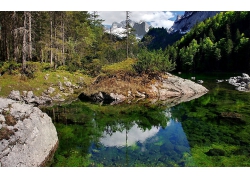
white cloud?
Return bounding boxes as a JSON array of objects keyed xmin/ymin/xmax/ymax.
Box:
[{"xmin": 98, "ymin": 11, "xmax": 175, "ymax": 29}]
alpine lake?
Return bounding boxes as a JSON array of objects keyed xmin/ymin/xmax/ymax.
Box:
[{"xmin": 42, "ymin": 72, "xmax": 250, "ymax": 167}]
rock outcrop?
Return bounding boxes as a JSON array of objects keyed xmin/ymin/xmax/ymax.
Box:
[
  {"xmin": 168, "ymin": 11, "xmax": 220, "ymax": 34},
  {"xmin": 0, "ymin": 98, "xmax": 58, "ymax": 167},
  {"xmin": 78, "ymin": 73, "xmax": 208, "ymax": 104},
  {"xmin": 228, "ymin": 73, "xmax": 250, "ymax": 92},
  {"xmin": 106, "ymin": 20, "xmax": 150, "ymax": 39},
  {"xmin": 148, "ymin": 73, "xmax": 208, "ymax": 100},
  {"xmin": 8, "ymin": 90, "xmax": 52, "ymax": 106}
]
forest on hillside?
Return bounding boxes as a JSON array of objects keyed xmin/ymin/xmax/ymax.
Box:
[
  {"xmin": 0, "ymin": 11, "xmax": 142, "ymax": 77},
  {"xmin": 1, "ymin": 11, "xmax": 250, "ymax": 78},
  {"xmin": 168, "ymin": 11, "xmax": 250, "ymax": 73}
]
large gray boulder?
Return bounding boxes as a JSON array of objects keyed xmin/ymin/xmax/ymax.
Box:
[
  {"xmin": 148, "ymin": 73, "xmax": 209, "ymax": 100},
  {"xmin": 0, "ymin": 98, "xmax": 58, "ymax": 167}
]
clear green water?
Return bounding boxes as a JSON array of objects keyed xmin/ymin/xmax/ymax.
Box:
[{"xmin": 43, "ymin": 73, "xmax": 250, "ymax": 167}]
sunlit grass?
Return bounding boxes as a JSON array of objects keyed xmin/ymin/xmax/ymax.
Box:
[
  {"xmin": 101, "ymin": 58, "xmax": 136, "ymax": 75},
  {"xmin": 0, "ymin": 70, "xmax": 93, "ymax": 100}
]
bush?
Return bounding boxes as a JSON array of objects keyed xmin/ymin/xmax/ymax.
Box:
[
  {"xmin": 133, "ymin": 49, "xmax": 176, "ymax": 74},
  {"xmin": 24, "ymin": 62, "xmax": 40, "ymax": 78},
  {"xmin": 41, "ymin": 63, "xmax": 51, "ymax": 71},
  {"xmin": 84, "ymin": 59, "xmax": 103, "ymax": 77},
  {"xmin": 57, "ymin": 65, "xmax": 69, "ymax": 71},
  {"xmin": 0, "ymin": 61, "xmax": 21, "ymax": 75},
  {"xmin": 26, "ymin": 62, "xmax": 39, "ymax": 71}
]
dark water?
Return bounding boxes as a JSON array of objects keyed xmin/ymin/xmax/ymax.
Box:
[{"xmin": 42, "ymin": 73, "xmax": 250, "ymax": 167}]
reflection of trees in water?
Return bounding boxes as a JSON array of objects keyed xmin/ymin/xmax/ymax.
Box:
[
  {"xmin": 170, "ymin": 79, "xmax": 250, "ymax": 166},
  {"xmin": 42, "ymin": 101, "xmax": 171, "ymax": 166}
]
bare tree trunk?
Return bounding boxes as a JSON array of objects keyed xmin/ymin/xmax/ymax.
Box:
[
  {"xmin": 5, "ymin": 27, "xmax": 10, "ymax": 61},
  {"xmin": 22, "ymin": 12, "xmax": 27, "ymax": 71},
  {"xmin": 12, "ymin": 12, "xmax": 18, "ymax": 62},
  {"xmin": 126, "ymin": 11, "xmax": 130, "ymax": 59},
  {"xmin": 13, "ymin": 29, "xmax": 18, "ymax": 62},
  {"xmin": 41, "ymin": 49, "xmax": 44, "ymax": 63},
  {"xmin": 54, "ymin": 13, "xmax": 57, "ymax": 70},
  {"xmin": 50, "ymin": 12, "xmax": 53, "ymax": 66},
  {"xmin": 28, "ymin": 12, "xmax": 32, "ymax": 61},
  {"xmin": 62, "ymin": 15, "xmax": 65, "ymax": 66},
  {"xmin": 2, "ymin": 28, "xmax": 7, "ymax": 61},
  {"xmin": 0, "ymin": 12, "xmax": 9, "ymax": 61}
]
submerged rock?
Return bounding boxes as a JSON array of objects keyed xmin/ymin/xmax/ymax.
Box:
[{"xmin": 0, "ymin": 98, "xmax": 58, "ymax": 167}]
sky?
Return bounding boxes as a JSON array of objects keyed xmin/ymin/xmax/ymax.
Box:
[{"xmin": 97, "ymin": 11, "xmax": 185, "ymax": 29}]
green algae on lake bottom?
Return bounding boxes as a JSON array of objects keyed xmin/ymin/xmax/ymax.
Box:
[{"xmin": 42, "ymin": 73, "xmax": 250, "ymax": 167}]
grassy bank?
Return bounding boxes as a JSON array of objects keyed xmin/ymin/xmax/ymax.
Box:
[{"xmin": 0, "ymin": 69, "xmax": 93, "ymax": 101}]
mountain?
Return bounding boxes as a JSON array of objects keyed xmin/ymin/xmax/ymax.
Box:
[
  {"xmin": 169, "ymin": 11, "xmax": 250, "ymax": 73},
  {"xmin": 142, "ymin": 11, "xmax": 222, "ymax": 50},
  {"xmin": 104, "ymin": 20, "xmax": 151, "ymax": 39},
  {"xmin": 168, "ymin": 11, "xmax": 220, "ymax": 34}
]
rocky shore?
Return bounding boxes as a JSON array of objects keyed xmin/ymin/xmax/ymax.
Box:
[
  {"xmin": 0, "ymin": 98, "xmax": 58, "ymax": 167},
  {"xmin": 78, "ymin": 73, "xmax": 209, "ymax": 104}
]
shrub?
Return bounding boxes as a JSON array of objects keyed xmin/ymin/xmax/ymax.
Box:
[
  {"xmin": 0, "ymin": 61, "xmax": 21, "ymax": 75},
  {"xmin": 24, "ymin": 62, "xmax": 40, "ymax": 78},
  {"xmin": 102, "ymin": 58, "xmax": 136, "ymax": 75},
  {"xmin": 133, "ymin": 49, "xmax": 176, "ymax": 74},
  {"xmin": 41, "ymin": 63, "xmax": 51, "ymax": 71},
  {"xmin": 57, "ymin": 65, "xmax": 69, "ymax": 71},
  {"xmin": 84, "ymin": 59, "xmax": 103, "ymax": 77}
]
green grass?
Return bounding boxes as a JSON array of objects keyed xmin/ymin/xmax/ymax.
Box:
[{"xmin": 0, "ymin": 70, "xmax": 93, "ymax": 101}]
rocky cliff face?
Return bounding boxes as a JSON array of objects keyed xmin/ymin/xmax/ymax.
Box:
[
  {"xmin": 168, "ymin": 11, "xmax": 220, "ymax": 34},
  {"xmin": 106, "ymin": 20, "xmax": 150, "ymax": 39},
  {"xmin": 132, "ymin": 21, "xmax": 150, "ymax": 38},
  {"xmin": 0, "ymin": 98, "xmax": 58, "ymax": 167}
]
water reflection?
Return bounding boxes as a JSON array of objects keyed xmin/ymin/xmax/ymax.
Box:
[
  {"xmin": 100, "ymin": 124, "xmax": 160, "ymax": 147},
  {"xmin": 42, "ymin": 74, "xmax": 250, "ymax": 166},
  {"xmin": 43, "ymin": 97, "xmax": 194, "ymax": 166},
  {"xmin": 90, "ymin": 108, "xmax": 192, "ymax": 167}
]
